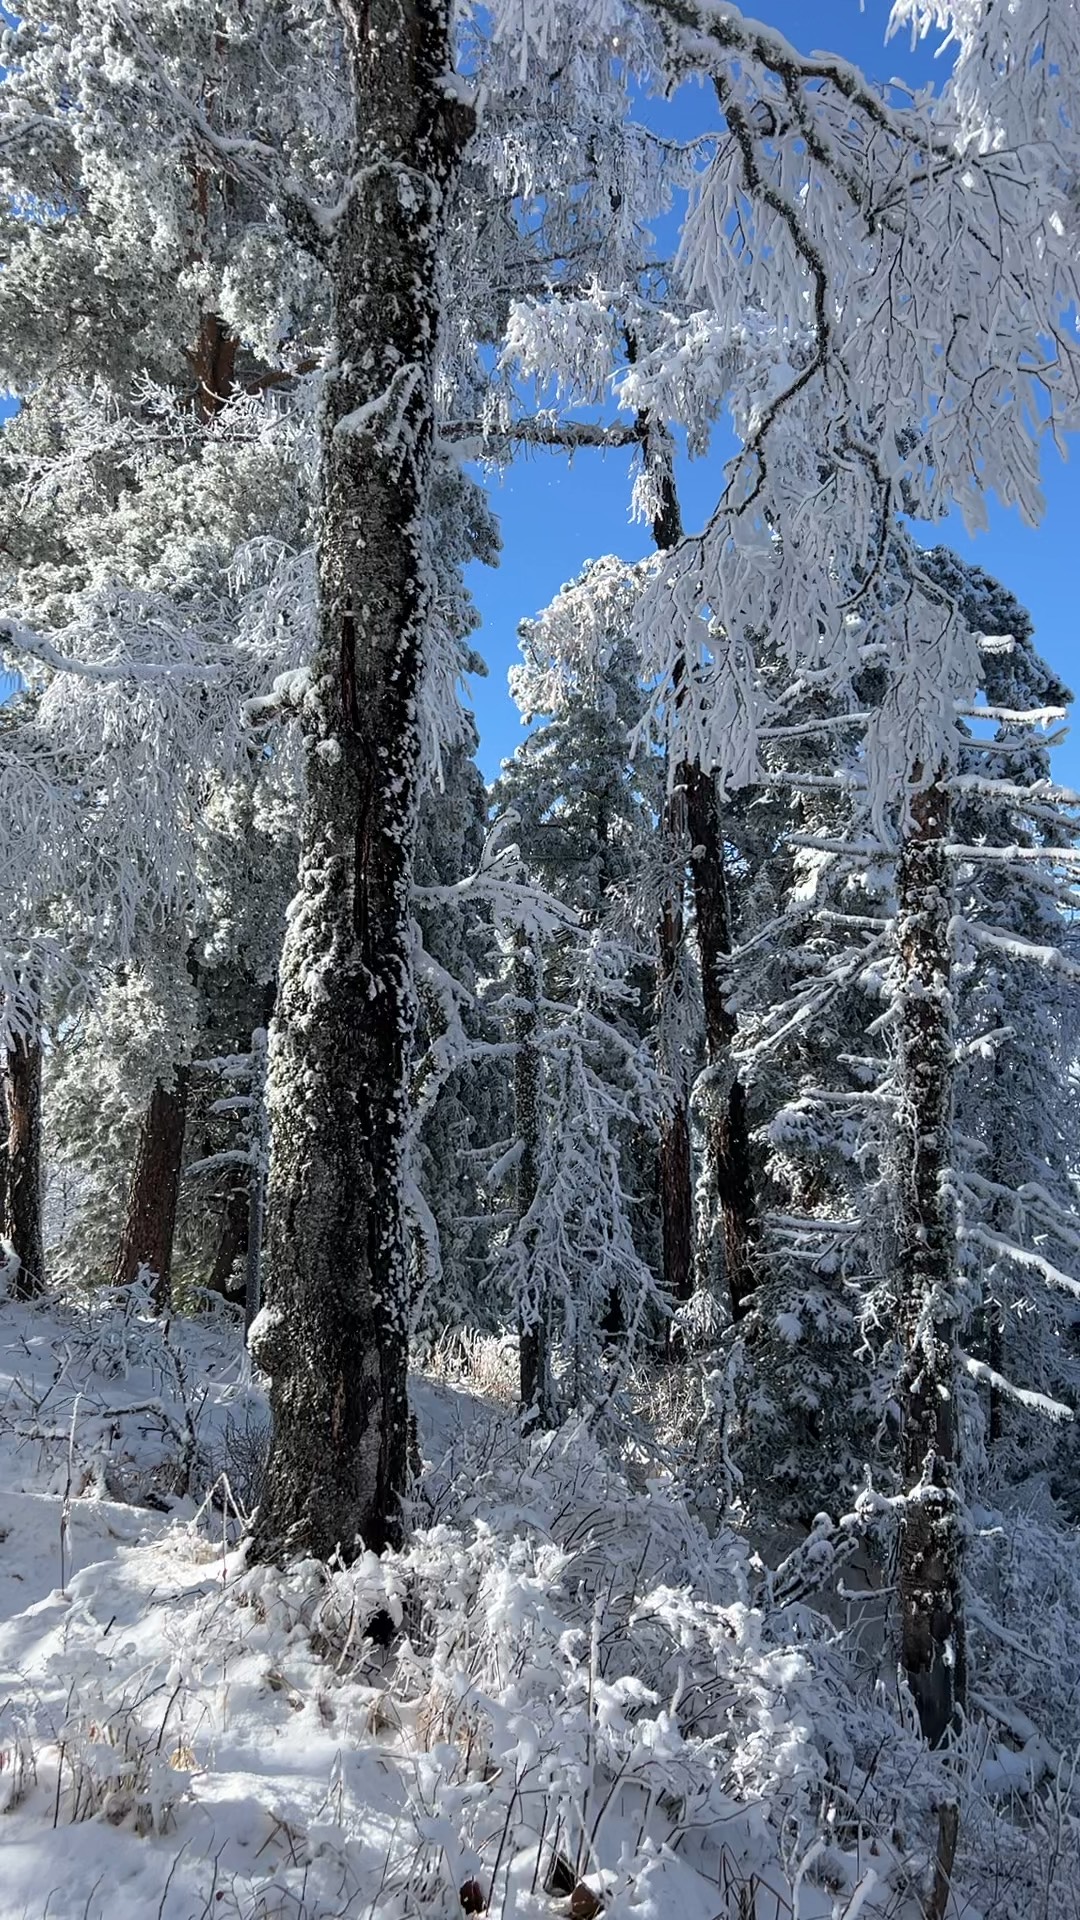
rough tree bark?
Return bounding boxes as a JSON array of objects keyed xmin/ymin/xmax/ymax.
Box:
[
  {"xmin": 112, "ymin": 1070, "xmax": 190, "ymax": 1309},
  {"xmin": 249, "ymin": 0, "xmax": 473, "ymax": 1564},
  {"xmin": 244, "ymin": 1023, "xmax": 270, "ymax": 1334},
  {"xmin": 2, "ymin": 1024, "xmax": 45, "ymax": 1298},
  {"xmin": 895, "ymin": 769, "xmax": 965, "ymax": 1747}
]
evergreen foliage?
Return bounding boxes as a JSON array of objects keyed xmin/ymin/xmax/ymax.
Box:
[{"xmin": 3, "ymin": 8, "xmax": 1080, "ymax": 1901}]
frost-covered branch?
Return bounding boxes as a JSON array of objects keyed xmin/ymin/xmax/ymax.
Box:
[{"xmin": 0, "ymin": 618, "xmax": 223, "ymax": 685}]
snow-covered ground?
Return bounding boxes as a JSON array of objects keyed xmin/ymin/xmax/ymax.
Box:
[
  {"xmin": 0, "ymin": 1292, "xmax": 504, "ymax": 1919},
  {"xmin": 1, "ymin": 1289, "xmax": 1076, "ymax": 1920}
]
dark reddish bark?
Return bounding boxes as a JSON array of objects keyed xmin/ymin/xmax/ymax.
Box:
[
  {"xmin": 191, "ymin": 311, "xmax": 238, "ymax": 421},
  {"xmin": 112, "ymin": 1071, "xmax": 189, "ymax": 1310},
  {"xmin": 895, "ymin": 771, "xmax": 965, "ymax": 1746},
  {"xmin": 3, "ymin": 1028, "xmax": 45, "ymax": 1298},
  {"xmin": 187, "ymin": 40, "xmax": 239, "ymax": 427}
]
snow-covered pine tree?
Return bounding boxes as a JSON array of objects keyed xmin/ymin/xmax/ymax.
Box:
[
  {"xmin": 491, "ymin": 560, "xmax": 663, "ymax": 1415},
  {"xmin": 409, "ymin": 723, "xmax": 506, "ymax": 1338},
  {"xmin": 599, "ymin": 0, "xmax": 1080, "ymax": 1730},
  {"xmin": 446, "ymin": 16, "xmax": 770, "ymax": 1335},
  {"xmin": 729, "ymin": 541, "xmax": 1080, "ymax": 1743},
  {"xmin": 922, "ymin": 549, "xmax": 1080, "ymax": 1484},
  {"xmin": 891, "ymin": 749, "xmax": 964, "ymax": 1748},
  {"xmin": 44, "ymin": 775, "xmax": 295, "ymax": 1307},
  {"xmin": 0, "ymin": 686, "xmax": 83, "ymax": 1297},
  {"xmin": 722, "ymin": 671, "xmax": 890, "ymax": 1524},
  {"xmin": 634, "ymin": 416, "xmax": 757, "ymax": 1330},
  {"xmin": 863, "ymin": 545, "xmax": 1080, "ymax": 1744},
  {"xmin": 0, "ymin": 0, "xmax": 328, "ymax": 1307},
  {"xmin": 489, "ymin": 913, "xmax": 663, "ymax": 1423},
  {"xmin": 0, "ymin": 376, "xmax": 312, "ymax": 1307},
  {"xmin": 3, "ymin": 0, "xmax": 662, "ymax": 1547},
  {"xmin": 496, "ymin": 560, "xmax": 656, "ymax": 934},
  {"xmin": 402, "ymin": 459, "xmax": 508, "ymax": 1339}
]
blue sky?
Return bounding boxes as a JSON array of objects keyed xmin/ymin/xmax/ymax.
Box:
[{"xmin": 465, "ymin": 1, "xmax": 1080, "ymax": 785}]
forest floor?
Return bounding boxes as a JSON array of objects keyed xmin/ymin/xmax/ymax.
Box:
[
  {"xmin": 0, "ymin": 1289, "xmax": 1075, "ymax": 1920},
  {"xmin": 0, "ymin": 1289, "xmax": 506, "ymax": 1920}
]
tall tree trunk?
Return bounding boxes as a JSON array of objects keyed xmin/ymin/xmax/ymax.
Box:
[
  {"xmin": 514, "ymin": 933, "xmax": 557, "ymax": 1424},
  {"xmin": 637, "ymin": 407, "xmax": 756, "ymax": 1321},
  {"xmin": 110, "ymin": 293, "xmax": 235, "ymax": 1316},
  {"xmin": 113, "ymin": 1071, "xmax": 189, "ymax": 1310},
  {"xmin": 895, "ymin": 770, "xmax": 965, "ymax": 1747},
  {"xmin": 982, "ymin": 1048, "xmax": 1010, "ymax": 1447},
  {"xmin": 108, "ymin": 295, "xmax": 230, "ymax": 1321},
  {"xmin": 3, "ymin": 1025, "xmax": 45, "ymax": 1298},
  {"xmin": 188, "ymin": 33, "xmax": 238, "ymax": 426},
  {"xmin": 638, "ymin": 396, "xmax": 696, "ymax": 1310},
  {"xmin": 249, "ymin": 0, "xmax": 473, "ymax": 1565},
  {"xmin": 192, "ymin": 310, "xmax": 238, "ymax": 421},
  {"xmin": 656, "ymin": 864, "xmax": 694, "ymax": 1308},
  {"xmin": 208, "ymin": 1180, "xmax": 248, "ymax": 1301},
  {"xmin": 111, "ymin": 125, "xmax": 238, "ymax": 1320},
  {"xmin": 658, "ymin": 1103, "xmax": 694, "ymax": 1303},
  {"xmin": 684, "ymin": 765, "xmax": 758, "ymax": 1322}
]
